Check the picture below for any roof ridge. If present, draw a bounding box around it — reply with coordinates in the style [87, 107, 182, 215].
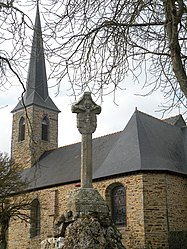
[135, 109, 185, 127]
[135, 109, 161, 122]
[163, 114, 182, 120]
[93, 130, 122, 140]
[56, 130, 123, 150]
[162, 114, 186, 127]
[133, 110, 145, 170]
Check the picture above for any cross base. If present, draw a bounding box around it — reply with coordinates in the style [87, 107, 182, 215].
[67, 188, 109, 215]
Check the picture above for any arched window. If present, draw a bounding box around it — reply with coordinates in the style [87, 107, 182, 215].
[30, 199, 40, 238]
[18, 117, 25, 141]
[41, 116, 49, 141]
[111, 185, 126, 226]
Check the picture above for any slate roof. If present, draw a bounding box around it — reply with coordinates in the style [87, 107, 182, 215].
[23, 110, 187, 191]
[12, 5, 60, 113]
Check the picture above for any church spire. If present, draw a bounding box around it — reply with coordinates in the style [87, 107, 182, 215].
[12, 4, 60, 113]
[26, 3, 48, 101]
[11, 3, 59, 168]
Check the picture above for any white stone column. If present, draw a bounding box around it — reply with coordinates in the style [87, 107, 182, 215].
[72, 92, 101, 188]
[81, 134, 92, 188]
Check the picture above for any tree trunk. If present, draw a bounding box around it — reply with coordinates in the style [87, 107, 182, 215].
[0, 216, 9, 249]
[163, 0, 187, 98]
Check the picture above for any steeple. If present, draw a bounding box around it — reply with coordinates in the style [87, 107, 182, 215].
[11, 4, 60, 169]
[12, 4, 60, 113]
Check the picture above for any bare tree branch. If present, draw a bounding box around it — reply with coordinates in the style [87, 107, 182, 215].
[0, 153, 31, 249]
[1, 0, 187, 114]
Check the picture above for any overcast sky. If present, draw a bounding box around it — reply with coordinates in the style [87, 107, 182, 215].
[0, 3, 182, 154]
[0, 78, 181, 155]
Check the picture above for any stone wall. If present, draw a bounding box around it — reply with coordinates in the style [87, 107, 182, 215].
[7, 173, 187, 249]
[143, 173, 187, 249]
[11, 106, 58, 169]
[166, 174, 187, 248]
[7, 174, 145, 249]
[95, 175, 145, 249]
[8, 184, 76, 249]
[143, 173, 169, 249]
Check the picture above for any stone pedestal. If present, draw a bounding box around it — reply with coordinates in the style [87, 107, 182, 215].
[62, 188, 126, 249]
[67, 188, 109, 215]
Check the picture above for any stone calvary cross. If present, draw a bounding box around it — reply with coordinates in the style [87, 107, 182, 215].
[72, 92, 101, 188]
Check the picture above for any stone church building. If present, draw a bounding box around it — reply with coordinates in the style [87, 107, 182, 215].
[7, 5, 187, 249]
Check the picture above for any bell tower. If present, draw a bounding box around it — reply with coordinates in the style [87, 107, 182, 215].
[11, 4, 60, 169]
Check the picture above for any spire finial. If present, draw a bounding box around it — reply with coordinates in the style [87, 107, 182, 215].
[36, 0, 40, 15]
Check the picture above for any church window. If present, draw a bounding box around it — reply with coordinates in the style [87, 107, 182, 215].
[30, 198, 40, 238]
[41, 116, 49, 141]
[111, 185, 126, 226]
[18, 117, 25, 141]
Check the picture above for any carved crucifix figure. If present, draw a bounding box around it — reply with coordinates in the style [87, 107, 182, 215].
[72, 92, 101, 188]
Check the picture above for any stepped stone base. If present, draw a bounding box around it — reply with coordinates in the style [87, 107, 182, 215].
[61, 188, 126, 249]
[67, 188, 109, 215]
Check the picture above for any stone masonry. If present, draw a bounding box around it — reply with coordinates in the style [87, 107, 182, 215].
[143, 173, 187, 249]
[7, 173, 187, 249]
[11, 105, 58, 169]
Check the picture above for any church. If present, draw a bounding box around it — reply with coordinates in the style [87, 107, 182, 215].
[7, 5, 187, 249]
